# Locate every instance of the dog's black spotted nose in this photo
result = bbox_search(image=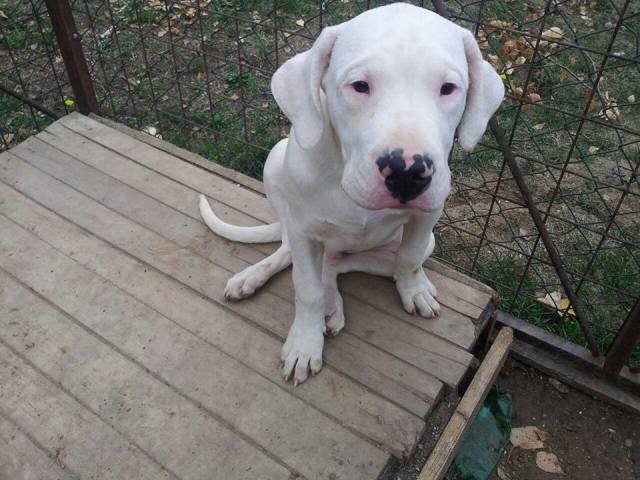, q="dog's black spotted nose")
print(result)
[376,149,435,204]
